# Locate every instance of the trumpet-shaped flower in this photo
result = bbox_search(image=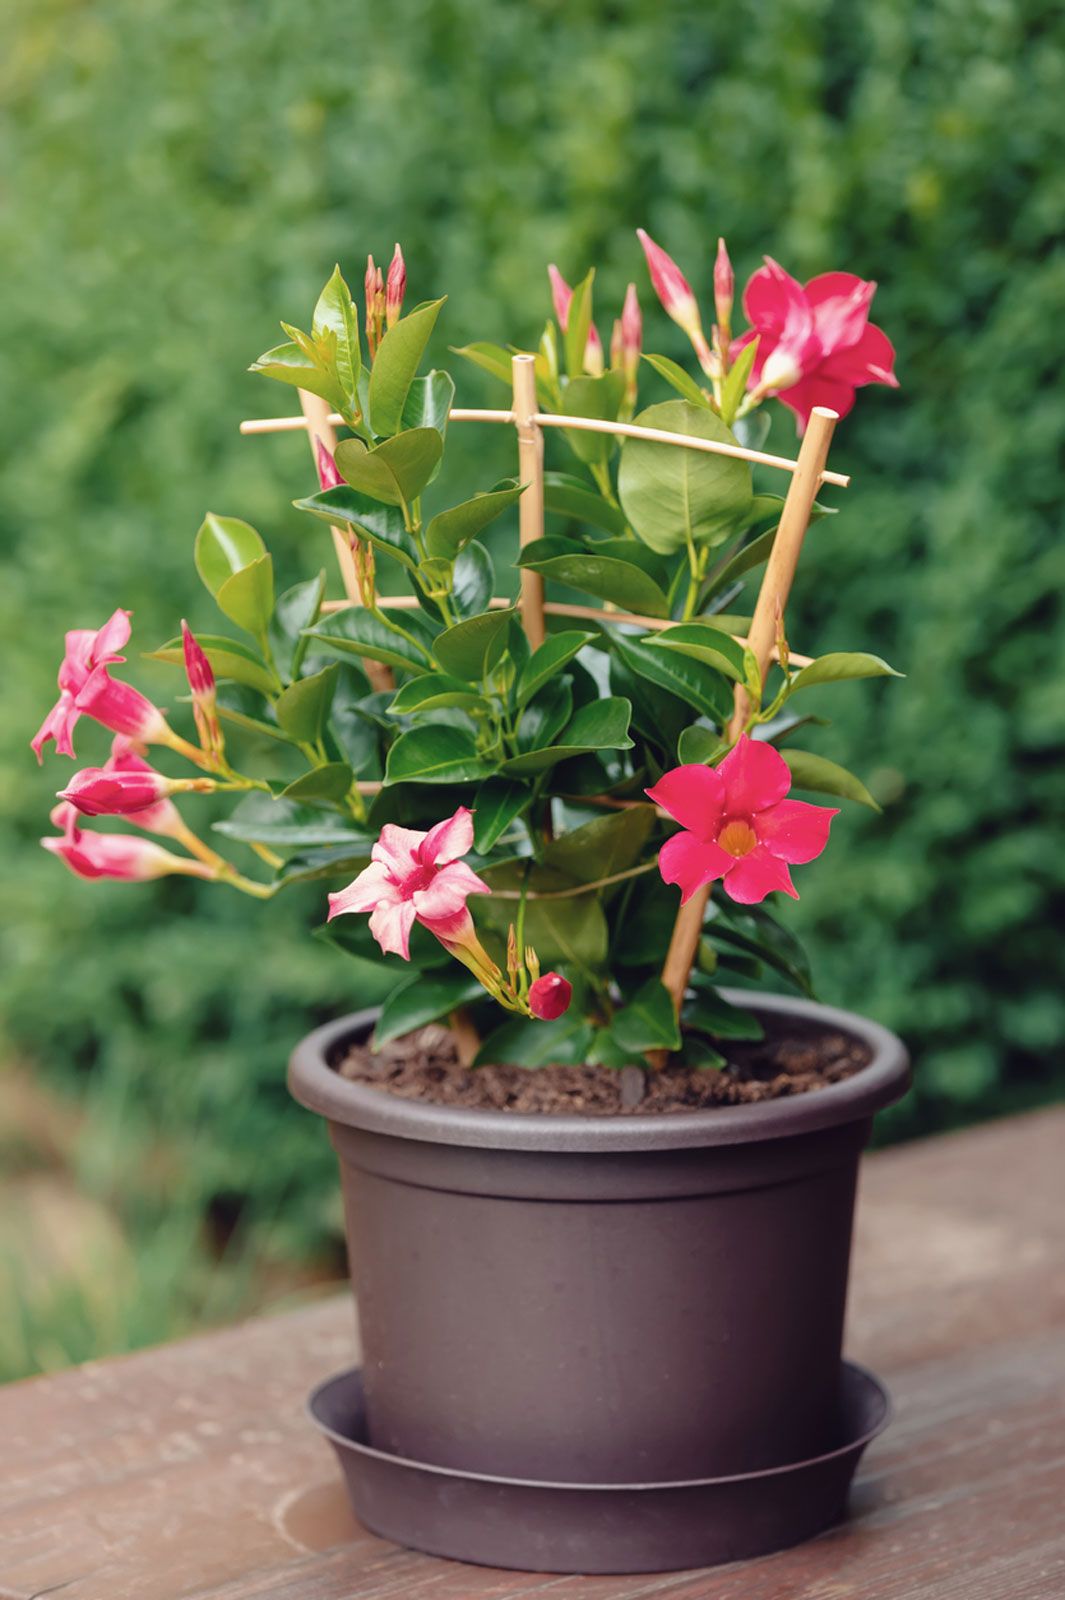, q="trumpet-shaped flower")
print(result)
[646,736,837,905]
[733,258,898,431]
[42,802,214,883]
[32,609,131,762]
[328,807,490,961]
[74,666,172,745]
[101,737,187,836]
